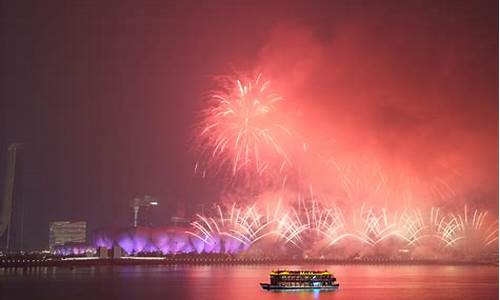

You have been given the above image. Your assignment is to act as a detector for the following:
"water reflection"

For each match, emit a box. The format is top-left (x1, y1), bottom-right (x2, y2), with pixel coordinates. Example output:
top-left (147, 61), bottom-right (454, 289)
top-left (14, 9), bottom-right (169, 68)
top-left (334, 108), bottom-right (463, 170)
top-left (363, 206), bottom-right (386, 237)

top-left (1, 264), bottom-right (498, 300)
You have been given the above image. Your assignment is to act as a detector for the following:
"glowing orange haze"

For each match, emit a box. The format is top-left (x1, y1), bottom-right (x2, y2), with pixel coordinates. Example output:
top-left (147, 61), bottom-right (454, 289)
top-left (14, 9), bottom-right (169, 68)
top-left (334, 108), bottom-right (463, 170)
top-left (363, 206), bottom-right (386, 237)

top-left (248, 22), bottom-right (498, 212)
top-left (190, 14), bottom-right (498, 259)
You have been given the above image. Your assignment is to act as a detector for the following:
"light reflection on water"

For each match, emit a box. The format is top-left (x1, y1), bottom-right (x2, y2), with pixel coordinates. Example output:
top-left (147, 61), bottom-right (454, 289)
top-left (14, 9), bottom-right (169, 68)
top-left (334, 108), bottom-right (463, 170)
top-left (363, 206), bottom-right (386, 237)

top-left (0, 264), bottom-right (498, 300)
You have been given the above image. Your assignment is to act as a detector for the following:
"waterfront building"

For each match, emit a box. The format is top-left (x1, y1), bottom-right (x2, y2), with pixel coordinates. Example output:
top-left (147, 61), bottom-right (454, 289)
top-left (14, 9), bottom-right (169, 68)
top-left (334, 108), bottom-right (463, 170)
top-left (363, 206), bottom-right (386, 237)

top-left (49, 221), bottom-right (86, 250)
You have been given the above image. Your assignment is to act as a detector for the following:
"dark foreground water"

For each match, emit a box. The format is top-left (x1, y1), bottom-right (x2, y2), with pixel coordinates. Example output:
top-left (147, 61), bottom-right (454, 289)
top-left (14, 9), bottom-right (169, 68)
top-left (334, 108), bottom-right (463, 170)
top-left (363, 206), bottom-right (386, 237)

top-left (1, 264), bottom-right (498, 300)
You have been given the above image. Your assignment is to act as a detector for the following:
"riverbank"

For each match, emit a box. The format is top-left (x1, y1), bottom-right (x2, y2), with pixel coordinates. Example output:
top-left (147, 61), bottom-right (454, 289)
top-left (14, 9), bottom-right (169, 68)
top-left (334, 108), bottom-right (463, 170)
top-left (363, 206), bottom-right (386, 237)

top-left (0, 255), bottom-right (497, 269)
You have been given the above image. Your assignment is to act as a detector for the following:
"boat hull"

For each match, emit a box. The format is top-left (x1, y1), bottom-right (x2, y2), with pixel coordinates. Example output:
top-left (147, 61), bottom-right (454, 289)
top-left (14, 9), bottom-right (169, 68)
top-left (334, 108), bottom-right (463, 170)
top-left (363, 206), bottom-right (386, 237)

top-left (260, 283), bottom-right (339, 291)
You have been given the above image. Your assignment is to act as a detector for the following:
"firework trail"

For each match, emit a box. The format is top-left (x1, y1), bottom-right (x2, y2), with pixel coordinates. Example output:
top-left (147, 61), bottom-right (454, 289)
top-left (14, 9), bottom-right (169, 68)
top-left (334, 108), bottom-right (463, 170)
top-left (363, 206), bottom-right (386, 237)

top-left (446, 205), bottom-right (499, 254)
top-left (327, 159), bottom-right (389, 205)
top-left (196, 74), bottom-right (294, 181)
top-left (428, 207), bottom-right (462, 248)
top-left (186, 203), bottom-right (278, 253)
top-left (350, 205), bottom-right (399, 246)
top-left (394, 208), bottom-right (427, 245)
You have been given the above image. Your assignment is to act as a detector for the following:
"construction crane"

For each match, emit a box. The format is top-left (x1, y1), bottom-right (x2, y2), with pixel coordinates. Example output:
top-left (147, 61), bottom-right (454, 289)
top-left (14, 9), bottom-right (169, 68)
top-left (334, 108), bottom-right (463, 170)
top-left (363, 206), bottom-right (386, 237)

top-left (129, 195), bottom-right (158, 227)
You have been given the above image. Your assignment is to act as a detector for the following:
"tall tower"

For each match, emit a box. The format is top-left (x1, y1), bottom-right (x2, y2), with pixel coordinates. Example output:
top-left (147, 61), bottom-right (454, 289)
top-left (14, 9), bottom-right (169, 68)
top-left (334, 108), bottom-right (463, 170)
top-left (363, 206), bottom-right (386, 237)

top-left (0, 143), bottom-right (22, 251)
top-left (129, 195), bottom-right (158, 227)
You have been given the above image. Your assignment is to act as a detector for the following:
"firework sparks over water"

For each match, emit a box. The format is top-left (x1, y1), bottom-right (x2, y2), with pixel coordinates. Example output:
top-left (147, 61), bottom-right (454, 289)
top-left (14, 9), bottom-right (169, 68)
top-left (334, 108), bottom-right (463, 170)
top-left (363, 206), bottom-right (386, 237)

top-left (190, 72), bottom-right (498, 261)
top-left (186, 203), bottom-right (278, 253)
top-left (183, 202), bottom-right (498, 259)
top-left (445, 206), bottom-right (499, 254)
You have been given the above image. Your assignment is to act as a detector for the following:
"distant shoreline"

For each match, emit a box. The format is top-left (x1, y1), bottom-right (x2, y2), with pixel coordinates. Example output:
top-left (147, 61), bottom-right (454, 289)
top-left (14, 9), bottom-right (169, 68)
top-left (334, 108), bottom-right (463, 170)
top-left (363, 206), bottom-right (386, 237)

top-left (1, 256), bottom-right (497, 269)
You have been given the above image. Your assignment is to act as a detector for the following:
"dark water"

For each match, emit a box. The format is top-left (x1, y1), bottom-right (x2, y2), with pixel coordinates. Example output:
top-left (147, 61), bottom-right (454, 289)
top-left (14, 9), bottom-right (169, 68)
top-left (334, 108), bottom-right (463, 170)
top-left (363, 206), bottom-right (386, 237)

top-left (1, 264), bottom-right (498, 300)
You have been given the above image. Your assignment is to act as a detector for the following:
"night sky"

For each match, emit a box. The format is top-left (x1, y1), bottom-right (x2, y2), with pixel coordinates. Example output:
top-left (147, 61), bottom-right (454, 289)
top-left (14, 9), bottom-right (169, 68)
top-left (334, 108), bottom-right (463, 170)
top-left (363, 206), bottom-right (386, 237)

top-left (0, 0), bottom-right (497, 249)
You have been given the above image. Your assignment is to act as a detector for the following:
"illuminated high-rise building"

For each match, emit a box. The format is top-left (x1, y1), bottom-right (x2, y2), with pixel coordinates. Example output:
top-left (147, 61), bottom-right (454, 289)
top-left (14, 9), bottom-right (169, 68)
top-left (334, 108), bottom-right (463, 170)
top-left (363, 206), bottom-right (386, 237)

top-left (49, 221), bottom-right (86, 250)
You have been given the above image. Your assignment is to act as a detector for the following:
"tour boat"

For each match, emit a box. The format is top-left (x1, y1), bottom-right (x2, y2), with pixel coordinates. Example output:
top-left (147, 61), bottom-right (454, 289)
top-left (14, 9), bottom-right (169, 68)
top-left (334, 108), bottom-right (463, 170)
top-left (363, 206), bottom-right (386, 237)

top-left (260, 270), bottom-right (340, 291)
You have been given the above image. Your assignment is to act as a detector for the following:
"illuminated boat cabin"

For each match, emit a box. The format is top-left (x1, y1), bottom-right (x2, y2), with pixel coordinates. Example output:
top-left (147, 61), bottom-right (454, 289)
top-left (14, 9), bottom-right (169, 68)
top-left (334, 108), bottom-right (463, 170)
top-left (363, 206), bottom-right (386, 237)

top-left (268, 270), bottom-right (337, 288)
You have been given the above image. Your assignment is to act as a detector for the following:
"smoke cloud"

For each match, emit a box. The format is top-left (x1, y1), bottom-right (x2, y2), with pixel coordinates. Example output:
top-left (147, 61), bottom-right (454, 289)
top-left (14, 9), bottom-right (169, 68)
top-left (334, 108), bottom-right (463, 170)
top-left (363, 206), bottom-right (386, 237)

top-left (190, 4), bottom-right (498, 260)
top-left (254, 12), bottom-right (498, 211)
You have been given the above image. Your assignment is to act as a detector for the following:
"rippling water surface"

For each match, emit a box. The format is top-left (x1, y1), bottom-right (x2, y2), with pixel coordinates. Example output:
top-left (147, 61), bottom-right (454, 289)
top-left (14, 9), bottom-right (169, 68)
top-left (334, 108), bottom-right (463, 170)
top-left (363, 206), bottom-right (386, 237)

top-left (1, 264), bottom-right (498, 300)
